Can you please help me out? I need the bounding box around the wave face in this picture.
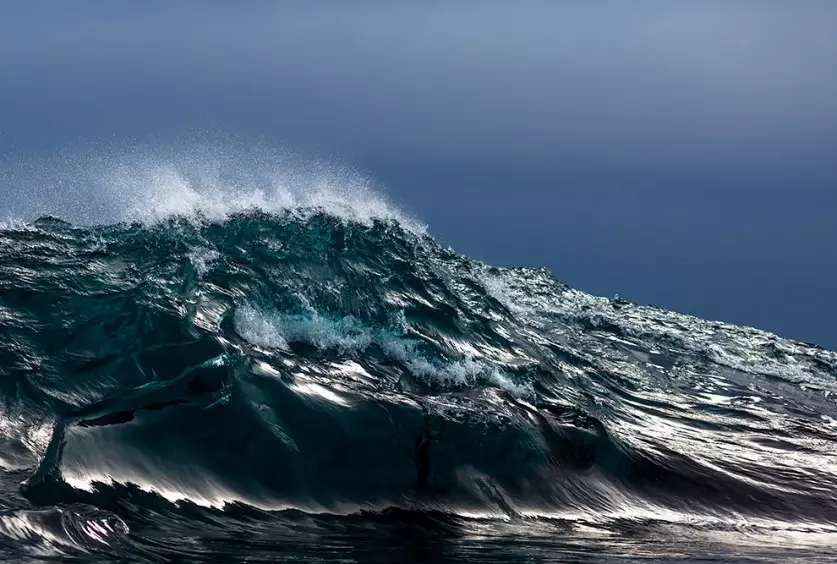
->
[2,204,837,561]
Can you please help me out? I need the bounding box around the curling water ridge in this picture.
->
[1,207,837,560]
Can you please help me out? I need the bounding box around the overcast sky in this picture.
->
[1,1,836,347]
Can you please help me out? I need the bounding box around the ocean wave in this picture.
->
[1,192,837,560]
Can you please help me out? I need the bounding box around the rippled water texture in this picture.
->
[1,169,836,561]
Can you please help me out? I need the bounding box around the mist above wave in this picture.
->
[1,140,425,233]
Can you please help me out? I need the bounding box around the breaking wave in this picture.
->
[1,152,836,561]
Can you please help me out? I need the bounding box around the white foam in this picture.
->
[111,153,427,233]
[234,306,372,354]
[187,247,220,277]
[233,305,532,397]
[0,218,39,232]
[234,307,291,351]
[379,338,532,397]
[3,142,426,233]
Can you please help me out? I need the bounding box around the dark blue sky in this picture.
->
[1,1,836,348]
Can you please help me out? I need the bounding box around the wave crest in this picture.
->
[2,142,426,233]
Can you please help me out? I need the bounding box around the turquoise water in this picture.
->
[1,203,836,562]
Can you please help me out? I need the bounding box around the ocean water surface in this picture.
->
[1,158,836,562]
